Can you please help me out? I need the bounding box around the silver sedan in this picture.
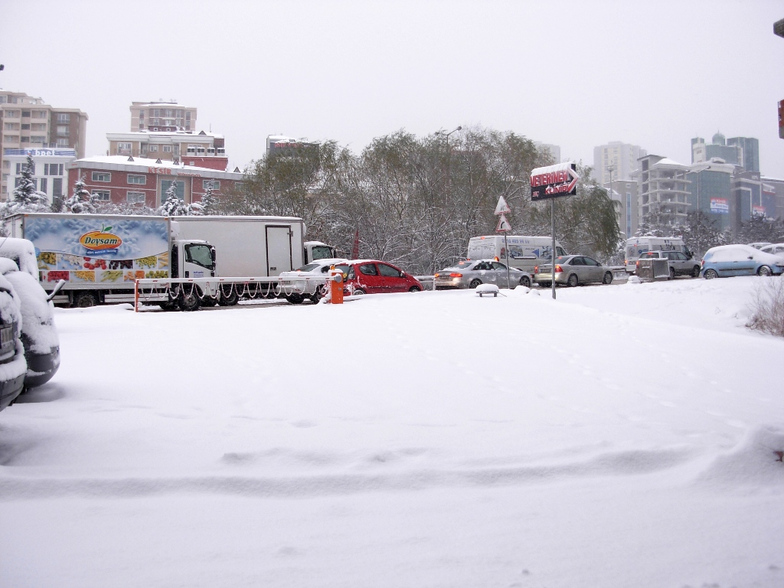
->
[435,259,532,289]
[534,255,614,287]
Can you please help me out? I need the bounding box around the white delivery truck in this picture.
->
[6,213,217,310]
[624,236,693,273]
[170,216,336,304]
[467,235,567,273]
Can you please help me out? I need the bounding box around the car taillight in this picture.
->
[534,265,539,273]
[554,265,563,273]
[450,273,463,278]
[434,273,440,278]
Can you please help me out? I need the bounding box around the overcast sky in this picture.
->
[3,0,784,178]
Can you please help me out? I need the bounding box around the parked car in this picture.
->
[747,242,772,250]
[0,272,27,412]
[278,258,349,304]
[0,258,60,388]
[534,255,614,287]
[701,244,784,278]
[434,259,532,289]
[759,243,784,260]
[336,260,422,295]
[637,250,701,279]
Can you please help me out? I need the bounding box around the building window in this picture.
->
[161,179,185,200]
[57,125,69,137]
[45,163,64,176]
[203,179,220,190]
[92,172,111,182]
[127,174,146,185]
[127,191,146,204]
[149,145,158,152]
[53,178,63,197]
[56,138,69,147]
[162,145,172,153]
[40,178,48,193]
[57,113,71,123]
[30,136,46,144]
[93,190,111,201]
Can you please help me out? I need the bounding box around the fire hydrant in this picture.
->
[329,269,344,304]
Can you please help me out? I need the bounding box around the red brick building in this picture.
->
[66,156,244,209]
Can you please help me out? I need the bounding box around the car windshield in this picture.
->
[295,263,321,272]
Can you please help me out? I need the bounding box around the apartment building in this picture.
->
[130,101,197,133]
[107,130,228,171]
[66,155,243,210]
[1,91,87,201]
[636,155,692,228]
[593,141,647,186]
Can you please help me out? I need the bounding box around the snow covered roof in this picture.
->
[70,156,243,177]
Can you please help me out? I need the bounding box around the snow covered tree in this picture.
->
[198,183,219,215]
[11,153,49,211]
[158,182,188,216]
[63,175,97,214]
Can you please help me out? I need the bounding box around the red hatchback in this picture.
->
[336,260,423,295]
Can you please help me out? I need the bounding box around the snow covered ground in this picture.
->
[1,276,783,588]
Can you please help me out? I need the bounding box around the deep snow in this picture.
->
[1,276,783,588]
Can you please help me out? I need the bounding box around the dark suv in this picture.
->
[638,250,701,279]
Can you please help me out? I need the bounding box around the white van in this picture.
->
[624,237,693,273]
[467,235,567,273]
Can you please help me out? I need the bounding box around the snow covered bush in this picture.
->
[747,279,784,337]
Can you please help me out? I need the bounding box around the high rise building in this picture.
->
[130,101,196,133]
[593,141,647,188]
[691,133,742,167]
[726,136,760,173]
[636,155,692,228]
[686,161,735,232]
[1,91,87,202]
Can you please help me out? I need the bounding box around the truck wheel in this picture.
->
[285,293,304,304]
[73,291,97,308]
[178,286,201,311]
[218,284,239,306]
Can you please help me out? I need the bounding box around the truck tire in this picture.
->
[73,291,98,308]
[178,286,201,312]
[218,284,239,306]
[285,293,304,304]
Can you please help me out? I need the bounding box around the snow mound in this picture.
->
[697,425,784,487]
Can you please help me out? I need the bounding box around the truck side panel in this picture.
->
[173,216,304,277]
[14,214,171,293]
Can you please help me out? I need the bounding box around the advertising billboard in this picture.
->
[530,163,579,201]
[710,198,729,214]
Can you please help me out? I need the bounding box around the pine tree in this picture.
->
[198,183,219,215]
[158,182,188,216]
[12,153,49,210]
[63,175,96,214]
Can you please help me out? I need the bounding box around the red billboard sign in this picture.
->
[530,163,579,201]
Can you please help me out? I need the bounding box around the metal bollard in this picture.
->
[329,269,344,304]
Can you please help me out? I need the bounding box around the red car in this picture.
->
[335,260,423,295]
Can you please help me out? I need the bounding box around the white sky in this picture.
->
[3,0,784,177]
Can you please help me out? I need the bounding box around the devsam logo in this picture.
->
[79,227,122,252]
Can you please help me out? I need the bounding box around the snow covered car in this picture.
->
[278,258,349,303]
[434,259,532,289]
[0,272,28,412]
[701,245,784,278]
[759,243,784,261]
